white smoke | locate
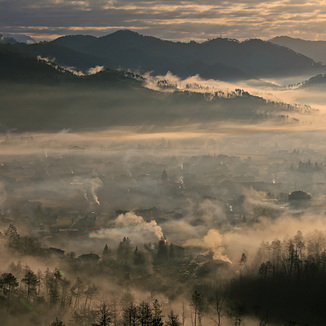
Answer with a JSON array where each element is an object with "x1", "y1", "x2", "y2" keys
[
  {"x1": 36, "y1": 56, "x2": 104, "y2": 77},
  {"x1": 63, "y1": 66, "x2": 85, "y2": 76},
  {"x1": 89, "y1": 177, "x2": 102, "y2": 205},
  {"x1": 70, "y1": 176, "x2": 103, "y2": 205},
  {"x1": 197, "y1": 199, "x2": 227, "y2": 226},
  {"x1": 142, "y1": 71, "x2": 279, "y2": 99},
  {"x1": 184, "y1": 229, "x2": 232, "y2": 264},
  {"x1": 203, "y1": 229, "x2": 232, "y2": 263},
  {"x1": 88, "y1": 65, "x2": 104, "y2": 75},
  {"x1": 37, "y1": 55, "x2": 56, "y2": 64},
  {"x1": 62, "y1": 65, "x2": 104, "y2": 76},
  {"x1": 142, "y1": 71, "x2": 323, "y2": 119},
  {"x1": 89, "y1": 212, "x2": 164, "y2": 244}
]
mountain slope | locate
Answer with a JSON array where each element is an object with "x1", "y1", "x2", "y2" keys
[
  {"x1": 0, "y1": 49, "x2": 308, "y2": 133},
  {"x1": 270, "y1": 36, "x2": 326, "y2": 65},
  {"x1": 49, "y1": 30, "x2": 325, "y2": 79},
  {"x1": 52, "y1": 31, "x2": 248, "y2": 80},
  {"x1": 0, "y1": 43, "x2": 143, "y2": 88},
  {"x1": 6, "y1": 42, "x2": 103, "y2": 69},
  {"x1": 0, "y1": 40, "x2": 314, "y2": 133},
  {"x1": 1, "y1": 33, "x2": 36, "y2": 44},
  {"x1": 0, "y1": 81, "x2": 304, "y2": 132},
  {"x1": 200, "y1": 37, "x2": 320, "y2": 76},
  {"x1": 0, "y1": 44, "x2": 74, "y2": 81},
  {"x1": 300, "y1": 73, "x2": 326, "y2": 88}
]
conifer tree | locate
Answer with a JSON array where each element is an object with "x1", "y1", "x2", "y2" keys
[
  {"x1": 165, "y1": 310, "x2": 181, "y2": 326},
  {"x1": 152, "y1": 299, "x2": 164, "y2": 326},
  {"x1": 49, "y1": 318, "x2": 65, "y2": 326},
  {"x1": 122, "y1": 302, "x2": 138, "y2": 326},
  {"x1": 22, "y1": 268, "x2": 39, "y2": 302},
  {"x1": 92, "y1": 303, "x2": 112, "y2": 326}
]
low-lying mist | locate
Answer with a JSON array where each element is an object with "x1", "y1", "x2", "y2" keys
[
  {"x1": 2, "y1": 73, "x2": 326, "y2": 325},
  {"x1": 144, "y1": 71, "x2": 326, "y2": 128}
]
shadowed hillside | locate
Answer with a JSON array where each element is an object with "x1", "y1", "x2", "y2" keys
[
  {"x1": 50, "y1": 30, "x2": 325, "y2": 79},
  {"x1": 270, "y1": 36, "x2": 326, "y2": 65},
  {"x1": 4, "y1": 30, "x2": 324, "y2": 81}
]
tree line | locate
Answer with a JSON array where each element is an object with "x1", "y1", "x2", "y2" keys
[
  {"x1": 3, "y1": 223, "x2": 326, "y2": 324},
  {"x1": 226, "y1": 230, "x2": 326, "y2": 325}
]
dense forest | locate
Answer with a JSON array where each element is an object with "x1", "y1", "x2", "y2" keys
[{"x1": 2, "y1": 224, "x2": 326, "y2": 325}]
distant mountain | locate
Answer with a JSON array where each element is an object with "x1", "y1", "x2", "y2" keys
[
  {"x1": 0, "y1": 35, "x2": 18, "y2": 45},
  {"x1": 48, "y1": 30, "x2": 325, "y2": 80},
  {"x1": 53, "y1": 31, "x2": 245, "y2": 79},
  {"x1": 300, "y1": 74, "x2": 326, "y2": 88},
  {"x1": 2, "y1": 31, "x2": 324, "y2": 81},
  {"x1": 0, "y1": 43, "x2": 143, "y2": 87},
  {"x1": 0, "y1": 81, "x2": 306, "y2": 133},
  {"x1": 270, "y1": 36, "x2": 326, "y2": 65},
  {"x1": 0, "y1": 44, "x2": 74, "y2": 81},
  {"x1": 0, "y1": 33, "x2": 36, "y2": 44},
  {"x1": 0, "y1": 42, "x2": 311, "y2": 132},
  {"x1": 4, "y1": 42, "x2": 103, "y2": 70}
]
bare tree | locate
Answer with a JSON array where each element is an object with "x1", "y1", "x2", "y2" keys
[
  {"x1": 210, "y1": 287, "x2": 224, "y2": 326},
  {"x1": 181, "y1": 301, "x2": 186, "y2": 326},
  {"x1": 191, "y1": 291, "x2": 204, "y2": 326},
  {"x1": 71, "y1": 277, "x2": 85, "y2": 310},
  {"x1": 84, "y1": 284, "x2": 98, "y2": 310}
]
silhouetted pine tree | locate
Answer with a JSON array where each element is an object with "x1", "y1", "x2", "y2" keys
[
  {"x1": 93, "y1": 303, "x2": 111, "y2": 326},
  {"x1": 165, "y1": 310, "x2": 181, "y2": 326},
  {"x1": 49, "y1": 318, "x2": 65, "y2": 326}
]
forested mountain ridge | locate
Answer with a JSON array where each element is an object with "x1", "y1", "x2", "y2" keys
[
  {"x1": 0, "y1": 44, "x2": 75, "y2": 81},
  {"x1": 270, "y1": 36, "x2": 326, "y2": 65},
  {"x1": 50, "y1": 30, "x2": 325, "y2": 79},
  {"x1": 0, "y1": 43, "x2": 143, "y2": 86},
  {"x1": 2, "y1": 224, "x2": 326, "y2": 325},
  {"x1": 3, "y1": 30, "x2": 325, "y2": 81}
]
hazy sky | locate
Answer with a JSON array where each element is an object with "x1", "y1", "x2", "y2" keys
[{"x1": 1, "y1": 0, "x2": 326, "y2": 42}]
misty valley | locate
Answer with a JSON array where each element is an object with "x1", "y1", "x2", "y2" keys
[{"x1": 2, "y1": 31, "x2": 326, "y2": 326}]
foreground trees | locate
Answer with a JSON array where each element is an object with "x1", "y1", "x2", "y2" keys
[
  {"x1": 227, "y1": 230, "x2": 326, "y2": 325},
  {"x1": 123, "y1": 302, "x2": 138, "y2": 326},
  {"x1": 0, "y1": 267, "x2": 180, "y2": 326},
  {"x1": 0, "y1": 272, "x2": 18, "y2": 301},
  {"x1": 4, "y1": 224, "x2": 326, "y2": 325},
  {"x1": 22, "y1": 268, "x2": 39, "y2": 302},
  {"x1": 191, "y1": 291, "x2": 204, "y2": 326},
  {"x1": 165, "y1": 310, "x2": 181, "y2": 326},
  {"x1": 92, "y1": 303, "x2": 111, "y2": 326},
  {"x1": 49, "y1": 318, "x2": 65, "y2": 326}
]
